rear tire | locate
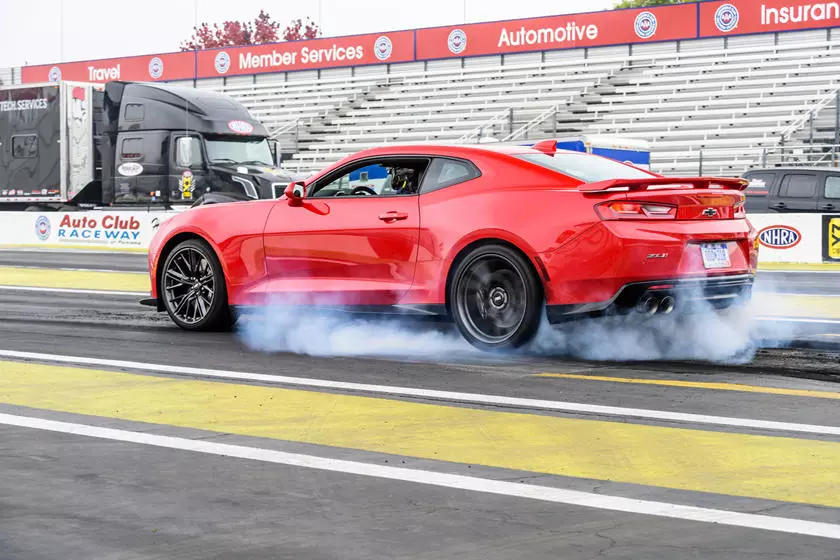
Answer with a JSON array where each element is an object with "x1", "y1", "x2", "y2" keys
[
  {"x1": 449, "y1": 244, "x2": 543, "y2": 351},
  {"x1": 160, "y1": 239, "x2": 232, "y2": 331}
]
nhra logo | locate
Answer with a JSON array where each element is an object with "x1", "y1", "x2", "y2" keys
[
  {"x1": 758, "y1": 225, "x2": 801, "y2": 249},
  {"x1": 215, "y1": 51, "x2": 231, "y2": 74},
  {"x1": 715, "y1": 3, "x2": 740, "y2": 32},
  {"x1": 48, "y1": 66, "x2": 62, "y2": 83},
  {"x1": 35, "y1": 216, "x2": 51, "y2": 241},
  {"x1": 448, "y1": 29, "x2": 467, "y2": 54},
  {"x1": 148, "y1": 57, "x2": 164, "y2": 79},
  {"x1": 227, "y1": 120, "x2": 254, "y2": 134},
  {"x1": 634, "y1": 11, "x2": 658, "y2": 39},
  {"x1": 374, "y1": 36, "x2": 393, "y2": 61}
]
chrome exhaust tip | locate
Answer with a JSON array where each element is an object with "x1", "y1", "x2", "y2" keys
[
  {"x1": 636, "y1": 295, "x2": 659, "y2": 316},
  {"x1": 659, "y1": 295, "x2": 676, "y2": 314}
]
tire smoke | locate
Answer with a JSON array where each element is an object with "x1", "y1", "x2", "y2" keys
[{"x1": 236, "y1": 280, "x2": 799, "y2": 364}]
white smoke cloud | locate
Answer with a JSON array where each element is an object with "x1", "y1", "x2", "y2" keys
[{"x1": 235, "y1": 281, "x2": 799, "y2": 364}]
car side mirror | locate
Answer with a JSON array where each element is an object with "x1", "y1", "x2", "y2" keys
[{"x1": 284, "y1": 182, "x2": 306, "y2": 206}]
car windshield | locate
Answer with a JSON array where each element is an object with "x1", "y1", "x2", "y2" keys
[
  {"x1": 205, "y1": 136, "x2": 273, "y2": 166},
  {"x1": 516, "y1": 152, "x2": 655, "y2": 182}
]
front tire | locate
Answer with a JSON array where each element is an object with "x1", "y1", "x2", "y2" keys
[
  {"x1": 449, "y1": 244, "x2": 543, "y2": 351},
  {"x1": 161, "y1": 239, "x2": 231, "y2": 331}
]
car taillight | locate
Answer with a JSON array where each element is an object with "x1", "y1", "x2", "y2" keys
[
  {"x1": 734, "y1": 200, "x2": 746, "y2": 219},
  {"x1": 595, "y1": 201, "x2": 677, "y2": 220}
]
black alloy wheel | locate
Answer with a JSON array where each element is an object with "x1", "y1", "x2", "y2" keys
[
  {"x1": 161, "y1": 239, "x2": 231, "y2": 331},
  {"x1": 449, "y1": 244, "x2": 543, "y2": 351}
]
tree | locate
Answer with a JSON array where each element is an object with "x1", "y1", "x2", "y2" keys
[
  {"x1": 180, "y1": 11, "x2": 320, "y2": 51},
  {"x1": 613, "y1": 0, "x2": 698, "y2": 8},
  {"x1": 282, "y1": 18, "x2": 321, "y2": 42}
]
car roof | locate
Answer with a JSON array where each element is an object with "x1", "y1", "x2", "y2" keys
[
  {"x1": 745, "y1": 166, "x2": 840, "y2": 173},
  {"x1": 344, "y1": 143, "x2": 551, "y2": 159}
]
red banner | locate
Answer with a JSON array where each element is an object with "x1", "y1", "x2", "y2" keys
[
  {"x1": 23, "y1": 2, "x2": 840, "y2": 84},
  {"x1": 701, "y1": 0, "x2": 840, "y2": 37},
  {"x1": 415, "y1": 4, "x2": 698, "y2": 60},
  {"x1": 21, "y1": 52, "x2": 195, "y2": 84},
  {"x1": 195, "y1": 31, "x2": 415, "y2": 79}
]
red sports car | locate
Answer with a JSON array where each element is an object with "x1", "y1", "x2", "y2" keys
[{"x1": 143, "y1": 141, "x2": 758, "y2": 350}]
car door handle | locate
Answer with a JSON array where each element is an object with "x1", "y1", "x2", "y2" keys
[
  {"x1": 818, "y1": 203, "x2": 836, "y2": 211},
  {"x1": 770, "y1": 202, "x2": 786, "y2": 209},
  {"x1": 378, "y1": 211, "x2": 408, "y2": 222}
]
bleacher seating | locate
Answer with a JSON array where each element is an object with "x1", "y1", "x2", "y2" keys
[{"x1": 205, "y1": 30, "x2": 840, "y2": 177}]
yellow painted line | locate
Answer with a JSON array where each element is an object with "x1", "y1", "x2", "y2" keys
[
  {"x1": 1, "y1": 361, "x2": 839, "y2": 508},
  {"x1": 535, "y1": 373, "x2": 840, "y2": 400},
  {"x1": 0, "y1": 244, "x2": 147, "y2": 253},
  {"x1": 759, "y1": 262, "x2": 840, "y2": 272},
  {"x1": 753, "y1": 292, "x2": 840, "y2": 319},
  {"x1": 0, "y1": 266, "x2": 149, "y2": 292}
]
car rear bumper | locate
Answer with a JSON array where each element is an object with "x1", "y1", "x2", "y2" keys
[{"x1": 545, "y1": 273, "x2": 754, "y2": 323}]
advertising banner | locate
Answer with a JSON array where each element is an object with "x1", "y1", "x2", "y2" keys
[
  {"x1": 0, "y1": 212, "x2": 177, "y2": 250},
  {"x1": 700, "y1": 0, "x2": 840, "y2": 38},
  {"x1": 21, "y1": 51, "x2": 196, "y2": 84},
  {"x1": 415, "y1": 4, "x2": 698, "y2": 60},
  {"x1": 747, "y1": 213, "x2": 824, "y2": 263},
  {"x1": 21, "y1": 2, "x2": 840, "y2": 83},
  {"x1": 195, "y1": 31, "x2": 415, "y2": 79},
  {"x1": 823, "y1": 214, "x2": 840, "y2": 261}
]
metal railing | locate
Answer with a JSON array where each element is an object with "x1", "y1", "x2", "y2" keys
[
  {"x1": 456, "y1": 109, "x2": 514, "y2": 143},
  {"x1": 501, "y1": 105, "x2": 561, "y2": 143},
  {"x1": 779, "y1": 88, "x2": 840, "y2": 142},
  {"x1": 759, "y1": 143, "x2": 840, "y2": 168}
]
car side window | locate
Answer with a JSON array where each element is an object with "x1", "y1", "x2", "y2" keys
[
  {"x1": 421, "y1": 158, "x2": 481, "y2": 193},
  {"x1": 309, "y1": 159, "x2": 429, "y2": 198},
  {"x1": 825, "y1": 176, "x2": 840, "y2": 199},
  {"x1": 778, "y1": 174, "x2": 817, "y2": 198}
]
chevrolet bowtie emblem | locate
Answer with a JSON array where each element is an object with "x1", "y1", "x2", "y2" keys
[{"x1": 702, "y1": 208, "x2": 718, "y2": 217}]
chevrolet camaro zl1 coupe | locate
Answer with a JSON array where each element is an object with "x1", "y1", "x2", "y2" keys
[{"x1": 143, "y1": 141, "x2": 758, "y2": 351}]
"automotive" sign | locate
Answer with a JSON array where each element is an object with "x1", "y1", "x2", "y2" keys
[{"x1": 415, "y1": 4, "x2": 697, "y2": 60}]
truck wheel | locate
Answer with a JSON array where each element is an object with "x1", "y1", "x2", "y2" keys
[
  {"x1": 449, "y1": 244, "x2": 543, "y2": 351},
  {"x1": 161, "y1": 239, "x2": 232, "y2": 331}
]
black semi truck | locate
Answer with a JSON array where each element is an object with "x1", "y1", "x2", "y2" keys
[{"x1": 0, "y1": 80, "x2": 300, "y2": 211}]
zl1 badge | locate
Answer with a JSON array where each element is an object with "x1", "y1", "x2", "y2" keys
[
  {"x1": 823, "y1": 215, "x2": 840, "y2": 261},
  {"x1": 179, "y1": 171, "x2": 194, "y2": 200}
]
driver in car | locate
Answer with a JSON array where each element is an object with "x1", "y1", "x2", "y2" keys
[{"x1": 391, "y1": 167, "x2": 418, "y2": 195}]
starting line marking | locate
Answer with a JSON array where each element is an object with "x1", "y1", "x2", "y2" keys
[
  {"x1": 0, "y1": 411, "x2": 837, "y2": 540},
  {"x1": 0, "y1": 350, "x2": 838, "y2": 437}
]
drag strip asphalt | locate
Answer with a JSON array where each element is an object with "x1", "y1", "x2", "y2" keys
[{"x1": 3, "y1": 249, "x2": 840, "y2": 558}]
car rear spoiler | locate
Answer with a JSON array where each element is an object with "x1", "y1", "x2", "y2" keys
[{"x1": 578, "y1": 177, "x2": 749, "y2": 193}]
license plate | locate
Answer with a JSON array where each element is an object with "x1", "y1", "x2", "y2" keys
[{"x1": 700, "y1": 242, "x2": 731, "y2": 269}]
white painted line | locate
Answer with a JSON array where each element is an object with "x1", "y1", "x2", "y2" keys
[
  {"x1": 0, "y1": 247, "x2": 145, "y2": 255},
  {"x1": 1, "y1": 350, "x2": 838, "y2": 437},
  {"x1": 759, "y1": 269, "x2": 840, "y2": 274},
  {"x1": 754, "y1": 292, "x2": 840, "y2": 298},
  {"x1": 756, "y1": 316, "x2": 840, "y2": 325},
  {"x1": 0, "y1": 411, "x2": 837, "y2": 540},
  {"x1": 0, "y1": 286, "x2": 148, "y2": 297},
  {"x1": 0, "y1": 265, "x2": 140, "y2": 274}
]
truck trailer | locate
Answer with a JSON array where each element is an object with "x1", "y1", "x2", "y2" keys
[{"x1": 0, "y1": 80, "x2": 299, "y2": 211}]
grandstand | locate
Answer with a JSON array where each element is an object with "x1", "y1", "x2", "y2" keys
[{"x1": 191, "y1": 29, "x2": 840, "y2": 177}]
